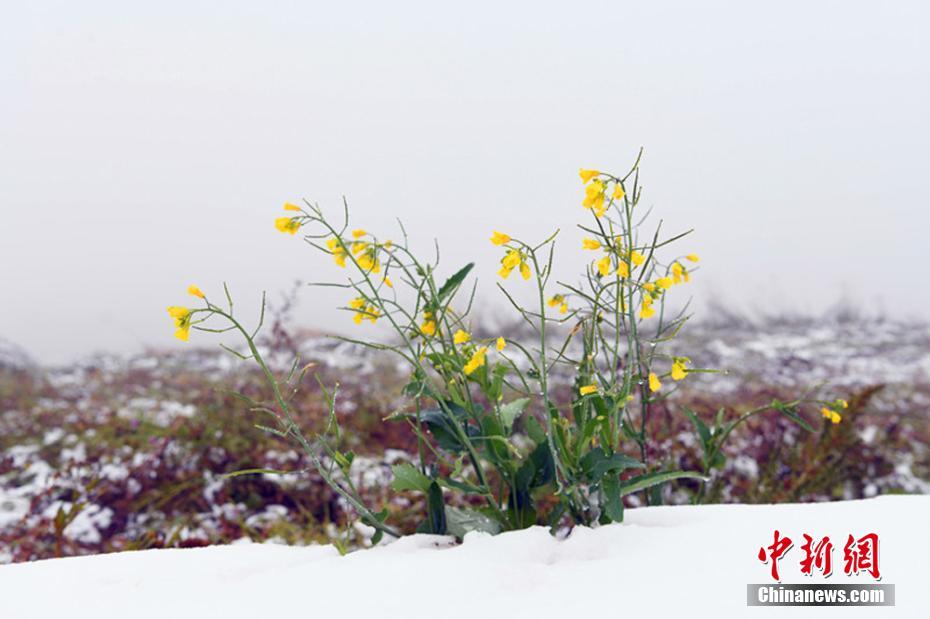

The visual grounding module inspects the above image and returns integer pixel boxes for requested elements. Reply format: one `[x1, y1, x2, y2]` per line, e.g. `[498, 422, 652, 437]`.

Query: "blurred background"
[2, 0, 928, 363]
[2, 1, 928, 564]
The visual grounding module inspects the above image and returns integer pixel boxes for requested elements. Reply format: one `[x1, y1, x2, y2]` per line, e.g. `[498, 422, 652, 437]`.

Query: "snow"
[2, 496, 928, 618]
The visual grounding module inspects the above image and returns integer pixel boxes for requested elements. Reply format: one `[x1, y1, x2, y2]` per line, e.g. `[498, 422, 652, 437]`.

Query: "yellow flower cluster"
[349, 296, 380, 325]
[463, 346, 488, 375]
[489, 230, 532, 280]
[547, 294, 569, 315]
[420, 311, 437, 337]
[579, 168, 625, 218]
[274, 202, 302, 235]
[166, 306, 193, 342]
[499, 248, 531, 280]
[326, 237, 348, 267]
[636, 254, 700, 320]
[821, 399, 848, 424]
[586, 239, 647, 281]
[324, 230, 386, 273]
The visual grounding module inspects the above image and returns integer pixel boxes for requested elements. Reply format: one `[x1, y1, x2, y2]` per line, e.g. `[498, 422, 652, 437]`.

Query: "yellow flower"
[671, 358, 689, 381]
[187, 285, 205, 299]
[612, 184, 625, 200]
[421, 313, 437, 337]
[648, 372, 662, 393]
[656, 277, 673, 289]
[548, 295, 569, 314]
[671, 262, 684, 284]
[630, 251, 645, 266]
[500, 249, 530, 280]
[326, 238, 348, 267]
[596, 255, 612, 277]
[496, 337, 506, 352]
[383, 276, 393, 288]
[686, 254, 700, 263]
[582, 238, 601, 250]
[502, 249, 522, 269]
[463, 346, 489, 375]
[166, 306, 192, 342]
[639, 295, 656, 319]
[838, 399, 848, 409]
[642, 282, 656, 293]
[821, 407, 842, 424]
[283, 202, 301, 212]
[357, 249, 381, 273]
[579, 168, 600, 183]
[616, 260, 630, 278]
[349, 296, 380, 324]
[453, 329, 471, 344]
[352, 229, 367, 239]
[582, 180, 606, 216]
[490, 231, 511, 246]
[274, 217, 300, 235]
[579, 384, 598, 396]
[351, 241, 369, 255]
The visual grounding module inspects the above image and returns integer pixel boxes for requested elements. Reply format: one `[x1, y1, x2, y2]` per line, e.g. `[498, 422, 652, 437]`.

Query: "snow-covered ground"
[3, 495, 928, 618]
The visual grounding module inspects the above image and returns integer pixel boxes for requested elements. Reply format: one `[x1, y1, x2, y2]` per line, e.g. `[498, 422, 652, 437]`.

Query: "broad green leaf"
[601, 475, 624, 523]
[445, 507, 502, 538]
[437, 263, 474, 303]
[498, 398, 530, 434]
[619, 470, 706, 497]
[390, 463, 432, 493]
[580, 449, 644, 482]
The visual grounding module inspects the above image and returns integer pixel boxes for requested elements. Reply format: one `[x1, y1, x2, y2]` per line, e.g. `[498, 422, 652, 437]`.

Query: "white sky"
[2, 1, 928, 363]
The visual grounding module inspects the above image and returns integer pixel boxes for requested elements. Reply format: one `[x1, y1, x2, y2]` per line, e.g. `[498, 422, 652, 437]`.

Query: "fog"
[2, 1, 928, 363]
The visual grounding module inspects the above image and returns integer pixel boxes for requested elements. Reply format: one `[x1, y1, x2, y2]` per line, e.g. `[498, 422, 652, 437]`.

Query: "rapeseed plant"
[168, 151, 846, 539]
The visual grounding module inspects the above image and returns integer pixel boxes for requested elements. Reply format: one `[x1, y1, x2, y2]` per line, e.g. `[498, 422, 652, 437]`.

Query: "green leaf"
[619, 470, 706, 497]
[772, 401, 814, 432]
[445, 507, 502, 538]
[684, 407, 711, 446]
[436, 476, 488, 495]
[498, 398, 530, 434]
[525, 414, 547, 445]
[436, 263, 474, 303]
[390, 463, 432, 493]
[580, 449, 644, 482]
[418, 404, 477, 453]
[601, 475, 624, 523]
[426, 481, 447, 535]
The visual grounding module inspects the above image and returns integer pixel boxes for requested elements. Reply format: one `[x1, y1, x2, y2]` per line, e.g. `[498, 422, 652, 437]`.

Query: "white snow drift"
[2, 496, 928, 618]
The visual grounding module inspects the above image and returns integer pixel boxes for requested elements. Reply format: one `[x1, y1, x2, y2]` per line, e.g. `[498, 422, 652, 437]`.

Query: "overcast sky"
[2, 1, 928, 363]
